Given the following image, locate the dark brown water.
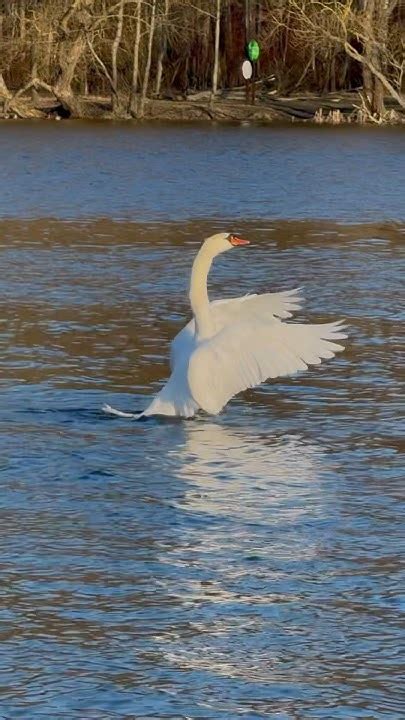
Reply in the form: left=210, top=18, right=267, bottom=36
left=0, top=123, right=404, bottom=719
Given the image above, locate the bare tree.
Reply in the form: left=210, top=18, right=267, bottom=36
left=211, top=0, right=221, bottom=103
left=129, top=0, right=142, bottom=115
left=111, top=0, right=125, bottom=110
left=53, top=0, right=96, bottom=114
left=138, top=0, right=157, bottom=117
left=0, top=0, right=404, bottom=122
left=155, top=0, right=169, bottom=96
left=265, top=0, right=405, bottom=118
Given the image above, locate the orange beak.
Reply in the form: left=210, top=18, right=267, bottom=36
left=229, top=234, right=250, bottom=246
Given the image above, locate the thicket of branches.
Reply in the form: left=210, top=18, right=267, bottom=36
left=0, top=0, right=404, bottom=119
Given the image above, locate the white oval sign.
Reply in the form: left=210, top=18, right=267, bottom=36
left=242, top=60, right=253, bottom=80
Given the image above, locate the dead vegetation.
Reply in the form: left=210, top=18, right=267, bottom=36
left=0, top=0, right=404, bottom=122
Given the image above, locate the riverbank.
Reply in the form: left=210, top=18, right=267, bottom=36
left=1, top=89, right=405, bottom=124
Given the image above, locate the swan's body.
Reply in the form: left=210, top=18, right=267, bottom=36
left=103, top=233, right=346, bottom=419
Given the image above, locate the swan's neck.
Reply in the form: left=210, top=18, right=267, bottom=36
left=189, top=247, right=215, bottom=339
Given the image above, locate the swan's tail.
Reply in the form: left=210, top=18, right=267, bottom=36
left=102, top=403, right=144, bottom=419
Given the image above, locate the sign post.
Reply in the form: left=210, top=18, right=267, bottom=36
left=245, top=40, right=260, bottom=105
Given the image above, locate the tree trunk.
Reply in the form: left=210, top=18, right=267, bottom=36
left=53, top=0, right=94, bottom=116
left=29, top=32, right=41, bottom=105
left=45, top=30, right=53, bottom=84
left=111, top=0, right=125, bottom=111
left=0, top=72, right=11, bottom=101
left=129, top=0, right=142, bottom=115
left=54, top=35, right=88, bottom=112
left=211, top=0, right=221, bottom=104
left=155, top=0, right=169, bottom=97
left=139, top=0, right=157, bottom=118
left=363, top=0, right=388, bottom=117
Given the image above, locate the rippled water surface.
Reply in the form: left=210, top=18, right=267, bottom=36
left=1, top=121, right=405, bottom=222
left=0, top=123, right=404, bottom=719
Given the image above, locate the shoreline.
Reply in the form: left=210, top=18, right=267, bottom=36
left=2, top=91, right=405, bottom=125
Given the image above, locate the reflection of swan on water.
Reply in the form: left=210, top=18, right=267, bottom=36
left=170, top=422, right=325, bottom=526
left=155, top=423, right=329, bottom=679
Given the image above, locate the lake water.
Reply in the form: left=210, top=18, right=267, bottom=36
left=0, top=123, right=404, bottom=719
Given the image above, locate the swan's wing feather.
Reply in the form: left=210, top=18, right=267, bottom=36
left=170, top=322, right=195, bottom=370
left=170, top=289, right=303, bottom=371
left=188, top=320, right=347, bottom=415
left=212, top=289, right=304, bottom=321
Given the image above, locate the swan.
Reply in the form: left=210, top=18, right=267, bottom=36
left=103, top=232, right=346, bottom=419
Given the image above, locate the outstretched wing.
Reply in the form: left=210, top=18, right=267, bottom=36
left=212, top=289, right=303, bottom=322
left=188, top=319, right=347, bottom=415
left=170, top=289, right=303, bottom=370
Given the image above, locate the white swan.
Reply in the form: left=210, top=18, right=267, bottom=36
left=103, top=232, right=346, bottom=419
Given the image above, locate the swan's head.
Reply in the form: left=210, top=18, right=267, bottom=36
left=202, top=232, right=250, bottom=257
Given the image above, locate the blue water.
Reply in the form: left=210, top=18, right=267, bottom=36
left=0, top=124, right=404, bottom=719
left=0, top=122, right=404, bottom=222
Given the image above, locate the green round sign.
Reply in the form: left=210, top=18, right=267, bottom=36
left=247, top=40, right=260, bottom=63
